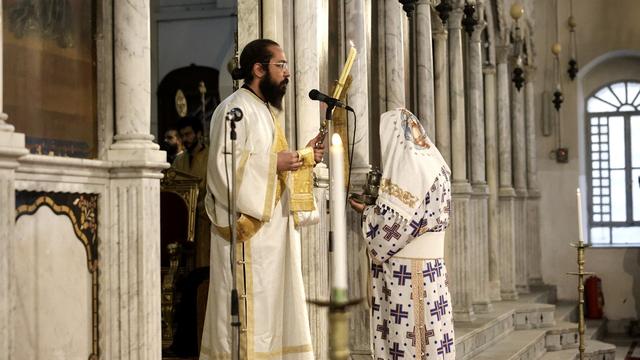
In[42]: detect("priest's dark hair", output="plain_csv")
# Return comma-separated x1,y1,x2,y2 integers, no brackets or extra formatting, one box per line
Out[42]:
231,38,281,84
176,115,204,135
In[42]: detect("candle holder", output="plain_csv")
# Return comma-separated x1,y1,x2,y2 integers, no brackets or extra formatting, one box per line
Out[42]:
307,298,363,360
567,241,594,360
350,167,382,205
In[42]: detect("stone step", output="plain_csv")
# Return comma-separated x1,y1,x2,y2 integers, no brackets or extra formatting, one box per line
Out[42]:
545,321,579,351
455,290,557,359
513,303,556,330
538,340,616,360
472,328,547,360
455,303,515,359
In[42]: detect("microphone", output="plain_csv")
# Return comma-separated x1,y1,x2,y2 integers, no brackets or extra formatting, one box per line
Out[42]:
308,89,353,111
225,107,243,122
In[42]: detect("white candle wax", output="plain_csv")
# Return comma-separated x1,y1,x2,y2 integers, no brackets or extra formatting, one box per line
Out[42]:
330,133,348,291
577,188,584,244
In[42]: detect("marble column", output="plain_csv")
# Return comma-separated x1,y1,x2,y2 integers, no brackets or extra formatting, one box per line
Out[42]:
262,0,284,44
483,65,502,301
447,3,474,322
345,1,372,357
448,6,467,184
346,0,371,171
468,21,491,313
385,0,405,110
238,0,261,50
0,4,29,356
496,45,517,300
293,2,331,357
511,67,529,294
525,66,543,286
104,1,167,358
294,0,322,147
416,0,435,137
433,17,451,166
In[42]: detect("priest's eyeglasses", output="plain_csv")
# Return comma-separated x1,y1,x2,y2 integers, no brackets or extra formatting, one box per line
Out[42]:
260,62,289,71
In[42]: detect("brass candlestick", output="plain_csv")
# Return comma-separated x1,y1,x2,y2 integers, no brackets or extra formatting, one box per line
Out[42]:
308,298,362,360
567,240,594,360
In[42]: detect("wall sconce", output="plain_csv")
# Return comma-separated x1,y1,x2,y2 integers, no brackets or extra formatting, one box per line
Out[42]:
462,0,478,35
435,0,452,25
510,3,525,92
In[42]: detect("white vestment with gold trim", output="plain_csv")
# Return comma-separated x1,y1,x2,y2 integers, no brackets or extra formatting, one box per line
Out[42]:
200,88,314,359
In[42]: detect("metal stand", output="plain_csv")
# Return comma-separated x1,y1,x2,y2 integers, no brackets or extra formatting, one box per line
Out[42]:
226,108,243,360
567,240,594,360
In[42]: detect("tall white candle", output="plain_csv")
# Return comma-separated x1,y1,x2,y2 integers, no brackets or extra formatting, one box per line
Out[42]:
577,188,585,244
330,134,348,293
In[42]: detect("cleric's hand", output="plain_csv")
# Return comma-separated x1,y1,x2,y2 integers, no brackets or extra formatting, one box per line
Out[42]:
306,132,326,163
348,197,366,213
277,151,303,172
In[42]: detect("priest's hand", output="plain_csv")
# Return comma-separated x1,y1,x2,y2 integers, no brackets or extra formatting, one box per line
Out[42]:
348,197,366,213
277,151,303,172
306,132,326,163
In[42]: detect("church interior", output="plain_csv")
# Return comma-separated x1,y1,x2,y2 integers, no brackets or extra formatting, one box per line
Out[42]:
1,0,640,359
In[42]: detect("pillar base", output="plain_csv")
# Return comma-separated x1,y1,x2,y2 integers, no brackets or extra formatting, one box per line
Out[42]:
501,289,519,301
453,307,476,323
516,284,530,294
489,280,502,302
473,301,494,314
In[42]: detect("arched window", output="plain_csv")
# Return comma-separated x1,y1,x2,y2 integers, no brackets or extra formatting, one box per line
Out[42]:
586,81,640,245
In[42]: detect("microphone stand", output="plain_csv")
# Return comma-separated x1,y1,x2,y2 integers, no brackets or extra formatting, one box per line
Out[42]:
227,110,242,360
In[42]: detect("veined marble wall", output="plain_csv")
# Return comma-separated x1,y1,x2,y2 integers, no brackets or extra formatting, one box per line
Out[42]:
13,206,93,359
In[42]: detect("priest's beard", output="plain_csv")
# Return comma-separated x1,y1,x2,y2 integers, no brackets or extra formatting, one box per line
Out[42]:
259,71,288,110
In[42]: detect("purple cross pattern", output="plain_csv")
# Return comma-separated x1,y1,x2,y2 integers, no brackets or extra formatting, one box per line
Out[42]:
383,223,402,241
422,262,439,283
390,303,409,324
437,333,454,355
429,295,449,321
389,342,405,360
393,265,412,286
372,296,380,313
409,218,427,237
382,283,392,301
386,248,399,258
367,223,380,239
371,263,383,278
376,319,390,340
434,260,443,277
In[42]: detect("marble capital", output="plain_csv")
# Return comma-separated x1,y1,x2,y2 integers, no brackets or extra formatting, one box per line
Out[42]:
483,65,496,74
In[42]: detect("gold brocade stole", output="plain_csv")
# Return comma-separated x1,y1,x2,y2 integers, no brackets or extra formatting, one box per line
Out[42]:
271,108,289,204
214,106,289,243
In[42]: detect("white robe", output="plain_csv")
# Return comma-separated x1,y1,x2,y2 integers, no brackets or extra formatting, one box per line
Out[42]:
201,88,313,359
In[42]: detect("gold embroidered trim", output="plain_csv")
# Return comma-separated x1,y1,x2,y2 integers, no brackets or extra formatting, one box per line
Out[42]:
212,214,262,243
290,146,316,212
411,259,425,358
379,178,419,208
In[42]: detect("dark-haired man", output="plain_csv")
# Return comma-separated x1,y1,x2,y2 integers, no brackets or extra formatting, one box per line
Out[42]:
201,39,323,359
174,116,211,269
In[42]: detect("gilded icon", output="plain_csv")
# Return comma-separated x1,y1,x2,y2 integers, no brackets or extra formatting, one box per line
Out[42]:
175,89,188,117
